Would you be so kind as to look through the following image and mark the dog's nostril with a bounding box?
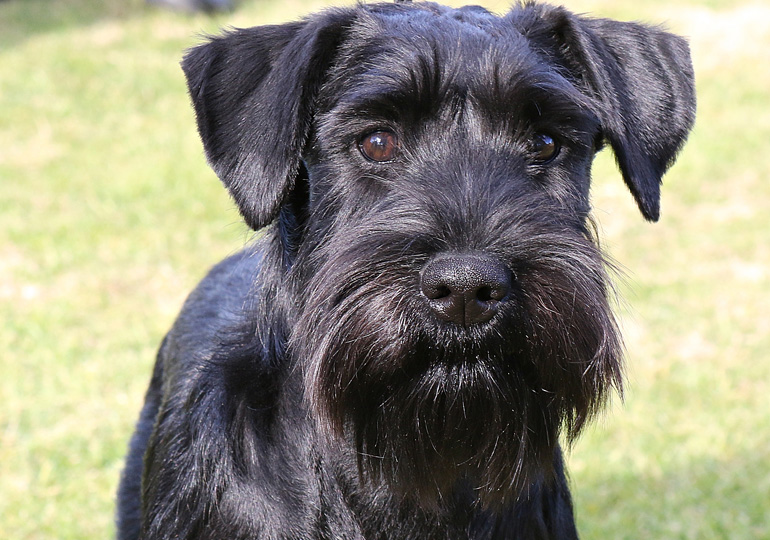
[420,255,512,326]
[434,285,452,300]
[476,285,494,302]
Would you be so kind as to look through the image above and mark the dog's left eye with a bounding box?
[530,133,560,164]
[358,130,400,162]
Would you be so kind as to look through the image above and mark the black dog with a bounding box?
[116,2,695,538]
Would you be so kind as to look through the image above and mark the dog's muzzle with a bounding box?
[420,254,511,326]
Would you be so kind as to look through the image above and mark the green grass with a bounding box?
[1,0,768,538]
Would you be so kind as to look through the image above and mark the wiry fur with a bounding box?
[116,2,695,539]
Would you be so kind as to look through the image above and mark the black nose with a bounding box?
[420,255,511,326]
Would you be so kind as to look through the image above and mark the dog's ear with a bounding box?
[518,6,696,221]
[182,10,354,230]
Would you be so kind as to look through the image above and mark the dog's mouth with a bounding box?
[291,243,622,508]
[294,220,623,447]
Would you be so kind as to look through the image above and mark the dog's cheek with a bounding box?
[530,155,594,218]
[292,254,423,424]
[517,247,623,436]
[305,158,397,229]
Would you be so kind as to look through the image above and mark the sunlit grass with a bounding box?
[1,0,767,538]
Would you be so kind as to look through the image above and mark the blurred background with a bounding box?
[1,0,768,537]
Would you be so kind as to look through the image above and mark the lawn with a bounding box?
[1,0,768,538]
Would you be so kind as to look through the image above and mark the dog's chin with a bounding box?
[298,317,564,509]
[297,304,619,508]
[347,354,563,510]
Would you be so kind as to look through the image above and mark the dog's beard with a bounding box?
[290,220,623,509]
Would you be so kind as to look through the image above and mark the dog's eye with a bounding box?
[530,133,560,164]
[358,130,400,162]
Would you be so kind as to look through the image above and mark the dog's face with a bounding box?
[183,2,695,507]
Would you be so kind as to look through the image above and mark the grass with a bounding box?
[1,0,768,538]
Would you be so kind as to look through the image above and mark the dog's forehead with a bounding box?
[317,3,587,126]
[327,3,563,104]
[365,3,503,35]
[357,3,527,58]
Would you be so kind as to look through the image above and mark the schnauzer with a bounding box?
[116,1,695,538]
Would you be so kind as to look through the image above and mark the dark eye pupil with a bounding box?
[531,133,558,163]
[359,131,399,162]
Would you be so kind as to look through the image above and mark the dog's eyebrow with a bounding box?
[326,55,454,124]
[468,60,600,125]
[521,79,598,121]
[334,55,582,110]
[333,82,440,120]
[325,71,600,150]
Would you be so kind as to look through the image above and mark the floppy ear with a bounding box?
[182,10,354,230]
[518,6,696,221]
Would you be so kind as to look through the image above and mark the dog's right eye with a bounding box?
[358,130,400,162]
[529,133,560,164]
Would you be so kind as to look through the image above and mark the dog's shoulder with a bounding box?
[162,243,272,376]
[175,246,261,337]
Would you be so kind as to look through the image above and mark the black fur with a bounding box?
[116,2,695,538]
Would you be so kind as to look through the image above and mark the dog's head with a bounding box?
[183,1,695,507]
